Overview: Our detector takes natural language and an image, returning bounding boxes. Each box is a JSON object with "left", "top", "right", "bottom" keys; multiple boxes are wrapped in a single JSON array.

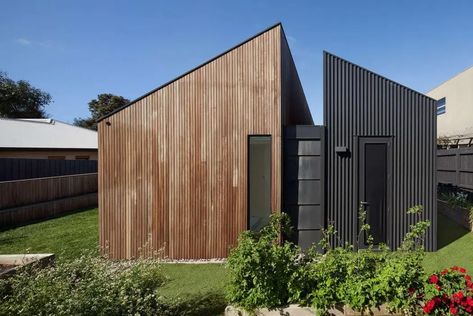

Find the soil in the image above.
[{"left": 0, "top": 264, "right": 16, "bottom": 274}]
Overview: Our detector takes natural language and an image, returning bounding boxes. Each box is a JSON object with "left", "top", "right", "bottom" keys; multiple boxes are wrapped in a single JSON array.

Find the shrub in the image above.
[
  {"left": 226, "top": 206, "right": 431, "bottom": 314},
  {"left": 0, "top": 254, "right": 167, "bottom": 315},
  {"left": 420, "top": 266, "right": 473, "bottom": 315},
  {"left": 225, "top": 213, "right": 299, "bottom": 312}
]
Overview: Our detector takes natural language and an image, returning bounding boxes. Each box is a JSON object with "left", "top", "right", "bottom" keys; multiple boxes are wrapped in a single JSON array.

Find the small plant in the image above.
[
  {"left": 420, "top": 267, "right": 473, "bottom": 315},
  {"left": 440, "top": 190, "right": 472, "bottom": 209}
]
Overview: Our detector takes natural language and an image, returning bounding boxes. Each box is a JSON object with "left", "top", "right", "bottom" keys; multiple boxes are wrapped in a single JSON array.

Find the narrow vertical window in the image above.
[{"left": 248, "top": 136, "right": 272, "bottom": 231}]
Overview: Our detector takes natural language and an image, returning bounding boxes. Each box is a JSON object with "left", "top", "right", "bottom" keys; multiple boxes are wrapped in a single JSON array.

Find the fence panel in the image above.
[
  {"left": 438, "top": 147, "right": 473, "bottom": 191},
  {"left": 0, "top": 158, "right": 97, "bottom": 181},
  {"left": 0, "top": 173, "right": 98, "bottom": 228}
]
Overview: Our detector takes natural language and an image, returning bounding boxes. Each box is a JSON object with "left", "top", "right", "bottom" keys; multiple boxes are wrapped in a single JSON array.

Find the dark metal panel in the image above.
[
  {"left": 283, "top": 125, "right": 325, "bottom": 250},
  {"left": 324, "top": 52, "right": 437, "bottom": 251},
  {"left": 297, "top": 205, "right": 324, "bottom": 229},
  {"left": 297, "top": 230, "right": 323, "bottom": 250}
]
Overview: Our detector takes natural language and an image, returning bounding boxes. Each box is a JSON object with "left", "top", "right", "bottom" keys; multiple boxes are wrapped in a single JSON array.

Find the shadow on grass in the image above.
[{"left": 437, "top": 213, "right": 469, "bottom": 249}]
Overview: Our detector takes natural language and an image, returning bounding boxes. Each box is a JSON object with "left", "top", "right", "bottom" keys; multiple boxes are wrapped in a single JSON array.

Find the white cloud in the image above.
[{"left": 16, "top": 38, "right": 32, "bottom": 46}]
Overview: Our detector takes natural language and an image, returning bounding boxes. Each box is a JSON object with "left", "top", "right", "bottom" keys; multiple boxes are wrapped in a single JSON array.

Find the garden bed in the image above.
[
  {"left": 225, "top": 304, "right": 403, "bottom": 316},
  {"left": 438, "top": 199, "right": 472, "bottom": 231},
  {"left": 0, "top": 253, "right": 54, "bottom": 279}
]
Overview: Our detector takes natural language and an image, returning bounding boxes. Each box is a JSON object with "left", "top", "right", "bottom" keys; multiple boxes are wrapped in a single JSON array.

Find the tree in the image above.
[
  {"left": 74, "top": 94, "right": 129, "bottom": 130},
  {"left": 0, "top": 71, "right": 52, "bottom": 118}
]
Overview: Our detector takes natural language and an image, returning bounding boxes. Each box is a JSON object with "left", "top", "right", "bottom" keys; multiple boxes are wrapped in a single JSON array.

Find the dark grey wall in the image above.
[
  {"left": 324, "top": 52, "right": 437, "bottom": 251},
  {"left": 283, "top": 125, "right": 325, "bottom": 249},
  {"left": 0, "top": 158, "right": 98, "bottom": 181}
]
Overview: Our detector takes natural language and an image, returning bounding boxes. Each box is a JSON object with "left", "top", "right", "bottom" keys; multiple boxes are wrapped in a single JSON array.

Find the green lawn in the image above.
[
  {"left": 0, "top": 208, "right": 99, "bottom": 260},
  {"left": 0, "top": 208, "right": 227, "bottom": 298},
  {"left": 423, "top": 213, "right": 473, "bottom": 273},
  {"left": 1, "top": 207, "right": 472, "bottom": 297}
]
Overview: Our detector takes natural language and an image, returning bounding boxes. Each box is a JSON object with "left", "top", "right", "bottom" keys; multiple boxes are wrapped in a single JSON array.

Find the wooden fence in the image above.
[
  {"left": 0, "top": 173, "right": 98, "bottom": 229},
  {"left": 438, "top": 147, "right": 473, "bottom": 191},
  {"left": 0, "top": 158, "right": 97, "bottom": 181}
]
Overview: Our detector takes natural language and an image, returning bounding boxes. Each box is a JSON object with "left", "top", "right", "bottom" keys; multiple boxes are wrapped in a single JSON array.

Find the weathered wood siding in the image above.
[{"left": 99, "top": 25, "right": 288, "bottom": 259}]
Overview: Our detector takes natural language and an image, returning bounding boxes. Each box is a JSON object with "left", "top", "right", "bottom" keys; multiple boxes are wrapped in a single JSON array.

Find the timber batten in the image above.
[{"left": 98, "top": 25, "right": 310, "bottom": 259}]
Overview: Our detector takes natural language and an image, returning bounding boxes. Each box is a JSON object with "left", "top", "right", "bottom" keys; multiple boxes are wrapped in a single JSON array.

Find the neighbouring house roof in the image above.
[{"left": 0, "top": 118, "right": 97, "bottom": 149}]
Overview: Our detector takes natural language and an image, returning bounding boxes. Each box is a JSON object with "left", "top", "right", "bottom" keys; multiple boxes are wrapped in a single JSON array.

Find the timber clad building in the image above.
[{"left": 98, "top": 23, "right": 437, "bottom": 259}]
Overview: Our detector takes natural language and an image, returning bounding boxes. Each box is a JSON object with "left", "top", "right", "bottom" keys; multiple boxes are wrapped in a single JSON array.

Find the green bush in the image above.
[
  {"left": 226, "top": 206, "right": 430, "bottom": 314},
  {"left": 0, "top": 254, "right": 226, "bottom": 316},
  {"left": 225, "top": 213, "right": 299, "bottom": 312},
  {"left": 0, "top": 255, "right": 166, "bottom": 315}
]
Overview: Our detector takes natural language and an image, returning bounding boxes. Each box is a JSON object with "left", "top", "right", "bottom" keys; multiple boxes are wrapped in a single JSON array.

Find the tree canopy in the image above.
[
  {"left": 74, "top": 94, "right": 130, "bottom": 130},
  {"left": 0, "top": 72, "right": 52, "bottom": 118}
]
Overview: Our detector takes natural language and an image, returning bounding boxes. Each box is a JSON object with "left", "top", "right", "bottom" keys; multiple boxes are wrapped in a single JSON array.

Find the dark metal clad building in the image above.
[{"left": 324, "top": 52, "right": 437, "bottom": 251}]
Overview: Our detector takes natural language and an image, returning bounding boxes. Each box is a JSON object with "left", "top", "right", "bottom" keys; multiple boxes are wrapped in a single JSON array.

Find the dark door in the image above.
[{"left": 358, "top": 137, "right": 392, "bottom": 245}]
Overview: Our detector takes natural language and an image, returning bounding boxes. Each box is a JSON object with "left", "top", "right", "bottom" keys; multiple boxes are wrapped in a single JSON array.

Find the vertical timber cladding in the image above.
[
  {"left": 324, "top": 52, "right": 437, "bottom": 251},
  {"left": 284, "top": 126, "right": 325, "bottom": 249},
  {"left": 98, "top": 24, "right": 286, "bottom": 259}
]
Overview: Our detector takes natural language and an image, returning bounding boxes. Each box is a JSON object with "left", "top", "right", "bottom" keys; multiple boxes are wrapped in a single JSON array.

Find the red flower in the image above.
[
  {"left": 453, "top": 291, "right": 464, "bottom": 301},
  {"left": 460, "top": 267, "right": 467, "bottom": 274},
  {"left": 467, "top": 296, "right": 473, "bottom": 307},
  {"left": 466, "top": 275, "right": 472, "bottom": 282},
  {"left": 435, "top": 285, "right": 442, "bottom": 291},
  {"left": 442, "top": 269, "right": 449, "bottom": 275},
  {"left": 423, "top": 299, "right": 437, "bottom": 314},
  {"left": 429, "top": 274, "right": 439, "bottom": 284},
  {"left": 452, "top": 266, "right": 460, "bottom": 271},
  {"left": 450, "top": 306, "right": 458, "bottom": 315}
]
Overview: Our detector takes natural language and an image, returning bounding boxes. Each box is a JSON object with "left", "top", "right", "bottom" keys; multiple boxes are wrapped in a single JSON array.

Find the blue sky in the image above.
[{"left": 1, "top": 0, "right": 472, "bottom": 124}]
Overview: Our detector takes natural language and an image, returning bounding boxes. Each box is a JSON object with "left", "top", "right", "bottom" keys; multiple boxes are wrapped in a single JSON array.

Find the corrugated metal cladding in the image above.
[
  {"left": 324, "top": 52, "right": 437, "bottom": 251},
  {"left": 283, "top": 125, "right": 325, "bottom": 249}
]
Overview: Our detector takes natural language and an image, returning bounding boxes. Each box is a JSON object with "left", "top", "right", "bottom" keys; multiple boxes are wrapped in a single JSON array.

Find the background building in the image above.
[
  {"left": 428, "top": 66, "right": 473, "bottom": 146},
  {"left": 0, "top": 118, "right": 97, "bottom": 160}
]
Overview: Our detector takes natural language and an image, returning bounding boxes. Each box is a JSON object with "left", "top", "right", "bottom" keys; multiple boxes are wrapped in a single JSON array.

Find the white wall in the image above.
[{"left": 428, "top": 66, "right": 473, "bottom": 138}]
